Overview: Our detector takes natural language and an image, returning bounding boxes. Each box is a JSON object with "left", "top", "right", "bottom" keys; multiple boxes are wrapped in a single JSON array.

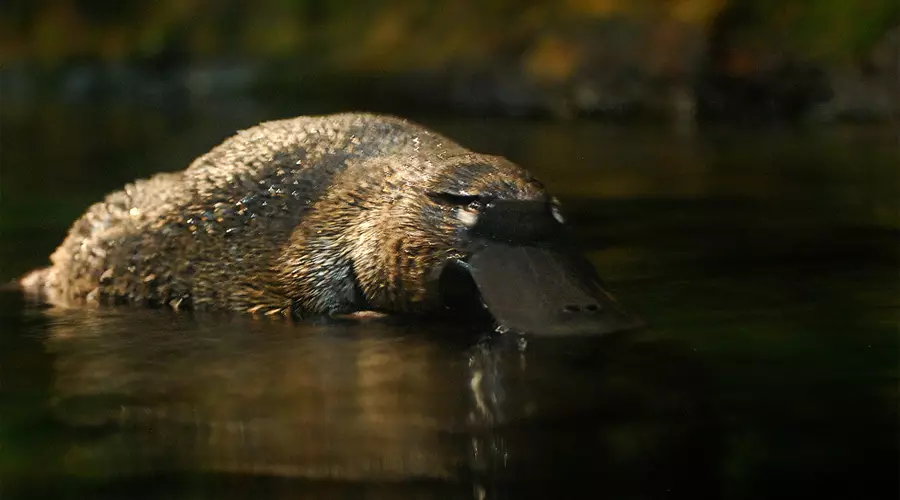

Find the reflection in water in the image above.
[
  {"left": 34, "top": 304, "right": 716, "bottom": 497},
  {"left": 45, "top": 310, "right": 465, "bottom": 481}
]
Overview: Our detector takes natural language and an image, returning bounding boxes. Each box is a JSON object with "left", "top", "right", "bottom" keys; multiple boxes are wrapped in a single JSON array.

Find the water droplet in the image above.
[
  {"left": 551, "top": 205, "right": 565, "bottom": 224},
  {"left": 99, "top": 268, "right": 114, "bottom": 282}
]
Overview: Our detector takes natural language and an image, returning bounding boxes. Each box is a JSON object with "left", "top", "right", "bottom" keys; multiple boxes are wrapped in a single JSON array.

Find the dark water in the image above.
[{"left": 1, "top": 99, "right": 897, "bottom": 499}]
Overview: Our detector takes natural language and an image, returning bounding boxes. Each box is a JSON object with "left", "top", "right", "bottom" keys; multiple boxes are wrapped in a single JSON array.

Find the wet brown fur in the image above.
[{"left": 21, "top": 113, "right": 548, "bottom": 318}]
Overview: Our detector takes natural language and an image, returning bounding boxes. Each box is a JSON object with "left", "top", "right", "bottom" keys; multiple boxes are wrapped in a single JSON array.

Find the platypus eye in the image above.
[{"left": 427, "top": 192, "right": 482, "bottom": 207}]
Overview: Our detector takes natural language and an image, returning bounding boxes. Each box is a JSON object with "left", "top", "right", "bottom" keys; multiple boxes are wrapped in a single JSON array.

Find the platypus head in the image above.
[
  {"left": 285, "top": 151, "right": 642, "bottom": 337},
  {"left": 423, "top": 154, "right": 642, "bottom": 336}
]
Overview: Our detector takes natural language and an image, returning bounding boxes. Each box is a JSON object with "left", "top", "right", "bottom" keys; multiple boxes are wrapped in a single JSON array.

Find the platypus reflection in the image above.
[{"left": 21, "top": 113, "right": 641, "bottom": 335}]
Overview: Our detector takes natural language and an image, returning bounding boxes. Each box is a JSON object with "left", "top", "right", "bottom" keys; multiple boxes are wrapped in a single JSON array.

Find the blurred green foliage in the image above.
[
  {"left": 2, "top": 0, "right": 896, "bottom": 71},
  {"left": 712, "top": 0, "right": 899, "bottom": 65}
]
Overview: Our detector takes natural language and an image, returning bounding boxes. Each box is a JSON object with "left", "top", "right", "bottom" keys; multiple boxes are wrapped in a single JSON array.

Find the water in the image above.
[{"left": 1, "top": 99, "right": 897, "bottom": 499}]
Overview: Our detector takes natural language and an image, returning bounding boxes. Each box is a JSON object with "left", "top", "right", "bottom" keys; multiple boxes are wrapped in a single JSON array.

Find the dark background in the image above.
[{"left": 2, "top": 0, "right": 898, "bottom": 122}]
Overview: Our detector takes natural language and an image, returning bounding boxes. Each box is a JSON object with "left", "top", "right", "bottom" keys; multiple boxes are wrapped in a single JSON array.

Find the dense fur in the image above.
[{"left": 22, "top": 113, "right": 548, "bottom": 318}]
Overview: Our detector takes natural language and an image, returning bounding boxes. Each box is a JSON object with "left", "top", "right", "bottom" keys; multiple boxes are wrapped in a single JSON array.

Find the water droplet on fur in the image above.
[{"left": 99, "top": 268, "right": 114, "bottom": 282}]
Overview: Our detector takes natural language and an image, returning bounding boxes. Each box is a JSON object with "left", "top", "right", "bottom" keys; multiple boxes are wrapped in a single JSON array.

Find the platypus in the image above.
[{"left": 21, "top": 113, "right": 640, "bottom": 335}]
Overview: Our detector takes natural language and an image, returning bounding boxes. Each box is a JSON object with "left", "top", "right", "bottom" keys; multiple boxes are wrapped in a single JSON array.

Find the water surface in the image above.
[{"left": 1, "top": 100, "right": 897, "bottom": 499}]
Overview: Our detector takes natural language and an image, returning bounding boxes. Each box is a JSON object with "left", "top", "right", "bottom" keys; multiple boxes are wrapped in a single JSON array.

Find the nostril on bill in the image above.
[{"left": 563, "top": 304, "right": 604, "bottom": 314}]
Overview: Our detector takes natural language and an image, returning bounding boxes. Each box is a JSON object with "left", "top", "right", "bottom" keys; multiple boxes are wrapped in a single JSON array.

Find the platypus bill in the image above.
[{"left": 21, "top": 113, "right": 642, "bottom": 336}]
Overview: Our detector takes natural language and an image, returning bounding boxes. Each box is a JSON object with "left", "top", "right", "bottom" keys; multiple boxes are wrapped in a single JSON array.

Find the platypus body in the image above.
[{"left": 21, "top": 113, "right": 639, "bottom": 335}]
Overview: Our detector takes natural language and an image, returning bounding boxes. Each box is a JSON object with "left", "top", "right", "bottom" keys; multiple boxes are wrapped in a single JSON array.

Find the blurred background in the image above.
[{"left": 1, "top": 0, "right": 898, "bottom": 122}]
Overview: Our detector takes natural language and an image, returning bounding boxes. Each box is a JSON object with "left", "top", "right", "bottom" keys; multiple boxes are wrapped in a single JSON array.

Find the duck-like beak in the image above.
[{"left": 438, "top": 200, "right": 644, "bottom": 336}]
